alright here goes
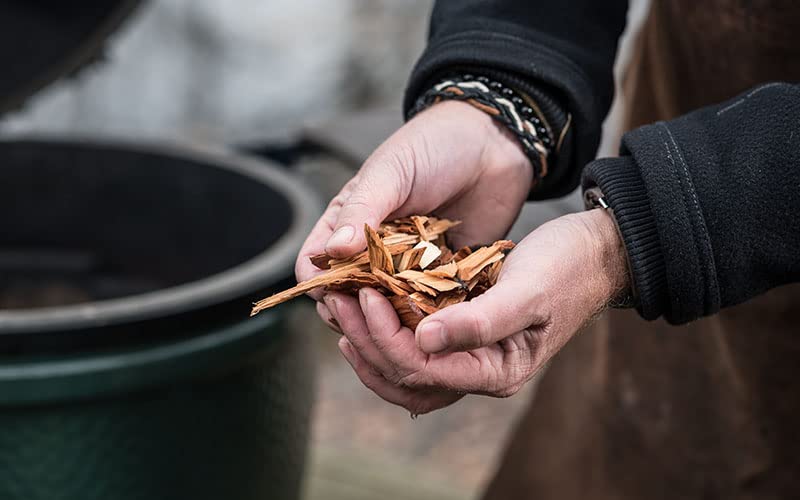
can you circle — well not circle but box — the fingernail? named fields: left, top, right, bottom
left=358, top=288, right=371, bottom=308
left=338, top=337, right=353, bottom=359
left=324, top=295, right=338, bottom=316
left=326, top=225, right=355, bottom=251
left=417, top=321, right=448, bottom=354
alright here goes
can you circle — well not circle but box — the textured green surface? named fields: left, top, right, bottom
left=0, top=315, right=313, bottom=500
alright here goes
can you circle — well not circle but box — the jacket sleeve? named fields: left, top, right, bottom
left=404, top=0, right=629, bottom=199
left=583, top=83, right=800, bottom=324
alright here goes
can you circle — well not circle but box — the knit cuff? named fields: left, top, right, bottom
left=582, top=157, right=667, bottom=320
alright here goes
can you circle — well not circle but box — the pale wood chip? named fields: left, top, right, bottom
left=456, top=246, right=503, bottom=281
left=395, top=269, right=461, bottom=293
left=425, top=261, right=458, bottom=279
left=413, top=240, right=442, bottom=269
left=394, top=270, right=426, bottom=281
left=382, top=233, right=420, bottom=246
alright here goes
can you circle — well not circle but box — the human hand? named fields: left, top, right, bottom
left=295, top=100, right=532, bottom=306
left=327, top=208, right=629, bottom=414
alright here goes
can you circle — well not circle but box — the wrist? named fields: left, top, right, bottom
left=425, top=100, right=532, bottom=186
left=580, top=208, right=631, bottom=307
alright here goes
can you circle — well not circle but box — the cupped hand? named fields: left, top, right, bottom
left=327, top=209, right=629, bottom=415
left=295, top=100, right=532, bottom=304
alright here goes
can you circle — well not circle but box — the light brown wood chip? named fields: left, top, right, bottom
left=397, top=247, right=425, bottom=272
left=251, top=216, right=513, bottom=330
left=455, top=240, right=515, bottom=281
left=251, top=267, right=360, bottom=315
left=373, top=269, right=413, bottom=296
left=365, top=225, right=395, bottom=275
left=425, top=261, right=458, bottom=279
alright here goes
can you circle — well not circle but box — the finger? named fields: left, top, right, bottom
left=358, top=288, right=428, bottom=381
left=339, top=337, right=462, bottom=414
left=324, top=152, right=412, bottom=258
left=316, top=301, right=342, bottom=334
left=324, top=292, right=398, bottom=380
left=295, top=188, right=351, bottom=300
left=416, top=276, right=550, bottom=354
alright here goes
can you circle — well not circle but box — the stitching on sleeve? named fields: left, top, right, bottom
left=716, top=82, right=788, bottom=116
left=660, top=123, right=721, bottom=309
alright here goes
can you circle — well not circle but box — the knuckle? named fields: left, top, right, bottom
left=340, top=195, right=376, bottom=222
left=396, top=368, right=425, bottom=389
left=467, top=309, right=494, bottom=348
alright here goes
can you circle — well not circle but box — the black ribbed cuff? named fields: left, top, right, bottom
left=582, top=157, right=667, bottom=320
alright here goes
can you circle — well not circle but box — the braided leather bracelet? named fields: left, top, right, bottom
left=409, top=74, right=555, bottom=180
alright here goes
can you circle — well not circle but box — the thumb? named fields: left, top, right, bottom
left=415, top=278, right=548, bottom=354
left=324, top=148, right=414, bottom=258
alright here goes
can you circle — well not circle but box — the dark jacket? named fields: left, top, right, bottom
left=405, top=0, right=800, bottom=325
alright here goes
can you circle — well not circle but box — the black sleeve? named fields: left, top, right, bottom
left=404, top=0, right=629, bottom=199
left=583, top=83, right=800, bottom=324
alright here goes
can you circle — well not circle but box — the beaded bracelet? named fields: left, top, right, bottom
left=409, top=74, right=555, bottom=180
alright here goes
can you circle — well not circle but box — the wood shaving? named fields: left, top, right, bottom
left=251, top=216, right=515, bottom=329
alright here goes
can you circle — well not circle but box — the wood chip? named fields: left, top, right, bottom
left=414, top=241, right=442, bottom=269
left=409, top=292, right=439, bottom=315
left=251, top=216, right=513, bottom=329
left=397, top=247, right=425, bottom=272
left=455, top=240, right=515, bottom=281
left=310, top=253, right=332, bottom=270
left=365, top=225, right=395, bottom=275
left=373, top=269, right=413, bottom=296
left=426, top=261, right=458, bottom=279
left=389, top=295, right=426, bottom=330
left=411, top=215, right=430, bottom=241
left=453, top=246, right=472, bottom=262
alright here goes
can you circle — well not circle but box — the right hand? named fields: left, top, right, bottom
left=295, top=100, right=533, bottom=301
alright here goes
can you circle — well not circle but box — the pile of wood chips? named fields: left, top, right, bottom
left=250, top=216, right=514, bottom=330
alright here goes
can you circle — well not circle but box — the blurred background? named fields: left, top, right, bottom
left=0, top=1, right=647, bottom=498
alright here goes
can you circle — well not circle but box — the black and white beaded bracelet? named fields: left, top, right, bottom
left=409, top=74, right=555, bottom=180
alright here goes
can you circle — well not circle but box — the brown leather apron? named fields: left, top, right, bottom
left=484, top=2, right=800, bottom=498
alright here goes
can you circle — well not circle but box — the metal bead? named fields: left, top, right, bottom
left=521, top=106, right=534, bottom=116
left=531, top=117, right=541, bottom=126
left=512, top=97, right=524, bottom=105
left=501, top=88, right=514, bottom=96
left=542, top=137, right=552, bottom=146
left=538, top=127, right=547, bottom=135
left=477, top=76, right=490, bottom=83
left=489, top=81, right=503, bottom=89
left=463, top=74, right=474, bottom=80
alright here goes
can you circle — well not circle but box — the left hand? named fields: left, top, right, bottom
left=324, top=208, right=629, bottom=415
